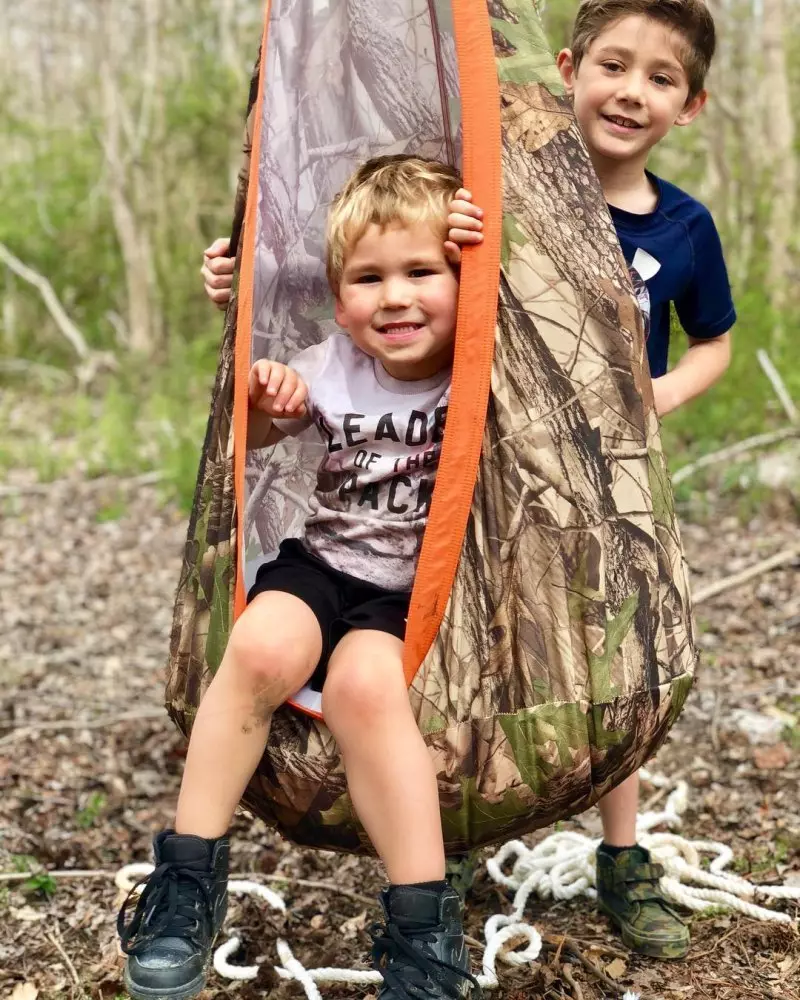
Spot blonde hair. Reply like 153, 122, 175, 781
571, 0, 716, 99
326, 155, 462, 292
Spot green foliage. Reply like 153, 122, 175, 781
9, 855, 57, 899
661, 292, 800, 468
0, 328, 219, 512
23, 872, 58, 899
76, 791, 108, 829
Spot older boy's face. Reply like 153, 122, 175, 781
559, 15, 706, 165
335, 221, 458, 381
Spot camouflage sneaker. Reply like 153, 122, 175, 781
596, 845, 689, 959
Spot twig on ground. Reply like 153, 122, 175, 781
263, 874, 377, 908
0, 869, 110, 882
757, 351, 799, 424
693, 545, 800, 604
0, 708, 167, 744
542, 932, 627, 962
562, 962, 585, 1000
0, 470, 163, 498
671, 427, 800, 485
0, 866, 376, 908
542, 933, 628, 997
710, 689, 723, 753
46, 927, 81, 988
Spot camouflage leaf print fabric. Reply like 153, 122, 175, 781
166, 0, 696, 856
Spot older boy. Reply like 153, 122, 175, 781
448, 0, 734, 961
119, 156, 480, 1000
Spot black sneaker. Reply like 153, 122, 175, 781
117, 831, 229, 1000
371, 883, 481, 999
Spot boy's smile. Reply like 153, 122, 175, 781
335, 221, 458, 381
558, 15, 706, 171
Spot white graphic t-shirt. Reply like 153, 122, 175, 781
274, 334, 450, 591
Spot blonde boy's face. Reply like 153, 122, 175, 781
558, 15, 706, 165
334, 220, 458, 381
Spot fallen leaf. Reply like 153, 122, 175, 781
10, 984, 39, 1000
753, 743, 792, 770
604, 957, 628, 980
10, 905, 46, 923
339, 909, 368, 939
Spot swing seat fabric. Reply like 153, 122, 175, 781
166, 0, 695, 856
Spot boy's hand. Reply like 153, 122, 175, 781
249, 360, 308, 418
202, 237, 235, 309
445, 189, 484, 264
651, 375, 680, 418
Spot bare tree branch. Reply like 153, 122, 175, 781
672, 427, 800, 484
694, 545, 800, 604
0, 241, 90, 359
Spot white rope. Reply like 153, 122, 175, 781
116, 770, 798, 1000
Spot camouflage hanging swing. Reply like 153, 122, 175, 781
166, 0, 696, 857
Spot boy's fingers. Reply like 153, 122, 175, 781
455, 188, 472, 202
284, 385, 308, 415
208, 256, 235, 276
449, 201, 483, 220
202, 269, 227, 289
207, 286, 232, 308
272, 372, 300, 412
266, 365, 288, 399
448, 213, 483, 231
448, 228, 484, 246
204, 237, 231, 257
443, 241, 463, 265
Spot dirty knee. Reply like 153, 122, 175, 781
226, 615, 312, 707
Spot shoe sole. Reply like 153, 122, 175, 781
597, 901, 689, 960
123, 968, 206, 1000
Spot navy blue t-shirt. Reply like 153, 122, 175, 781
609, 173, 736, 378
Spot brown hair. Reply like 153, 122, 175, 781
326, 155, 462, 293
570, 0, 716, 98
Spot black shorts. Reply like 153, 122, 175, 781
246, 539, 410, 686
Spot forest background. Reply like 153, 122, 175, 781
1, 0, 798, 507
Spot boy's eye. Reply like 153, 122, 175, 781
602, 61, 624, 73
355, 274, 380, 284
409, 268, 435, 278
652, 73, 673, 87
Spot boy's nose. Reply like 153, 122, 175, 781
380, 278, 412, 308
615, 73, 645, 104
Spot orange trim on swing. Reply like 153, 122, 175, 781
232, 4, 272, 622
402, 1, 503, 684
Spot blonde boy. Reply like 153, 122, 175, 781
119, 156, 480, 1000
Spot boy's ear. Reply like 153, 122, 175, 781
334, 297, 348, 329
675, 88, 707, 126
556, 49, 576, 95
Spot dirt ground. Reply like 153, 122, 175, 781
1, 472, 798, 1000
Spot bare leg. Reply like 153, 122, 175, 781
597, 771, 640, 846
175, 591, 322, 837
323, 630, 445, 885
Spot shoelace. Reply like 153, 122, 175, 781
117, 863, 214, 955
370, 920, 481, 999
